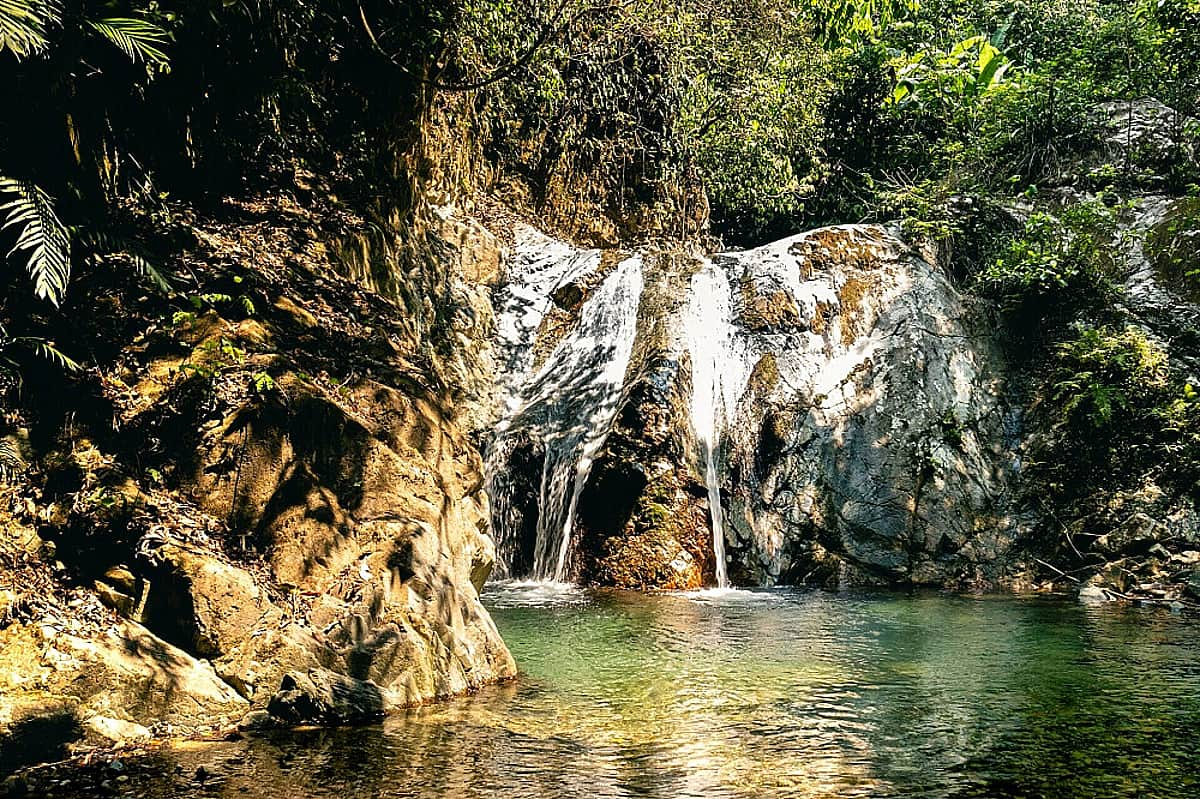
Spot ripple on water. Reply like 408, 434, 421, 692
129, 590, 1200, 799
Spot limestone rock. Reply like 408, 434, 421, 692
141, 543, 273, 660
488, 224, 1021, 588
213, 623, 335, 704
0, 619, 247, 740
84, 716, 152, 745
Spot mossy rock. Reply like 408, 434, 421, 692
1147, 198, 1200, 302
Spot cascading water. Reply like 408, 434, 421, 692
488, 237, 644, 582
683, 257, 756, 589
491, 226, 603, 418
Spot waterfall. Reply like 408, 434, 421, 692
488, 240, 644, 582
683, 258, 755, 589
491, 226, 603, 418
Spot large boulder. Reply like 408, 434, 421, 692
267, 669, 385, 726
0, 617, 248, 759
487, 224, 1023, 588
717, 227, 1022, 586
187, 372, 515, 706
140, 543, 274, 660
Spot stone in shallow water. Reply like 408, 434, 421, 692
267, 669, 386, 726
1078, 584, 1111, 604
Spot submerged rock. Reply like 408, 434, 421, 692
267, 669, 385, 726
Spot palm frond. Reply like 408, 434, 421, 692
78, 230, 173, 293
10, 336, 81, 371
88, 17, 169, 65
0, 176, 71, 306
0, 0, 61, 59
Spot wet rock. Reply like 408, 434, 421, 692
187, 372, 515, 706
1186, 570, 1200, 601
267, 669, 385, 726
1078, 584, 1111, 604
213, 623, 334, 704
101, 566, 137, 595
489, 224, 1021, 588
237, 709, 278, 730
0, 590, 15, 623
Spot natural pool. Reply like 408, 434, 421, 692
104, 584, 1200, 798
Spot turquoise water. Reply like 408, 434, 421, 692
127, 585, 1200, 798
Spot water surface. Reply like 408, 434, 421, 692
144, 585, 1200, 798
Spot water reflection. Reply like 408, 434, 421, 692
142, 589, 1200, 798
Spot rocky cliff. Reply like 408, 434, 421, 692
481, 101, 1198, 599
485, 224, 1023, 589
0, 193, 515, 768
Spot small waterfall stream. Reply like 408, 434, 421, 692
683, 257, 756, 589
488, 232, 644, 582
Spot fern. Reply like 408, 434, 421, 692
0, 0, 60, 58
88, 16, 168, 65
22, 338, 80, 371
0, 176, 71, 306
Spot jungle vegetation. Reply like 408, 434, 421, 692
1, 0, 1198, 527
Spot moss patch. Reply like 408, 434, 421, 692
1147, 198, 1200, 303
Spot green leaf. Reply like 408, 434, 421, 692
77, 230, 173, 294
0, 176, 71, 305
0, 0, 60, 58
88, 17, 169, 65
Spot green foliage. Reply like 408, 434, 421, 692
0, 0, 58, 58
1051, 325, 1169, 431
0, 177, 70, 305
87, 16, 169, 66
680, 19, 834, 241
807, 0, 920, 48
179, 336, 246, 380
890, 34, 1014, 121
978, 201, 1119, 322
251, 371, 277, 394
76, 229, 173, 294
1040, 324, 1200, 498
0, 321, 80, 386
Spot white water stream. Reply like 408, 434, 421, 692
488, 234, 644, 582
683, 258, 756, 589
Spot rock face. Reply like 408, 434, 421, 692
0, 618, 248, 767
716, 227, 1020, 586
486, 224, 1021, 588
0, 195, 515, 758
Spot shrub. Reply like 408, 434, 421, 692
977, 200, 1119, 326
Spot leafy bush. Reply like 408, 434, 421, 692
1051, 325, 1169, 431
977, 201, 1119, 325
1040, 324, 1200, 498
